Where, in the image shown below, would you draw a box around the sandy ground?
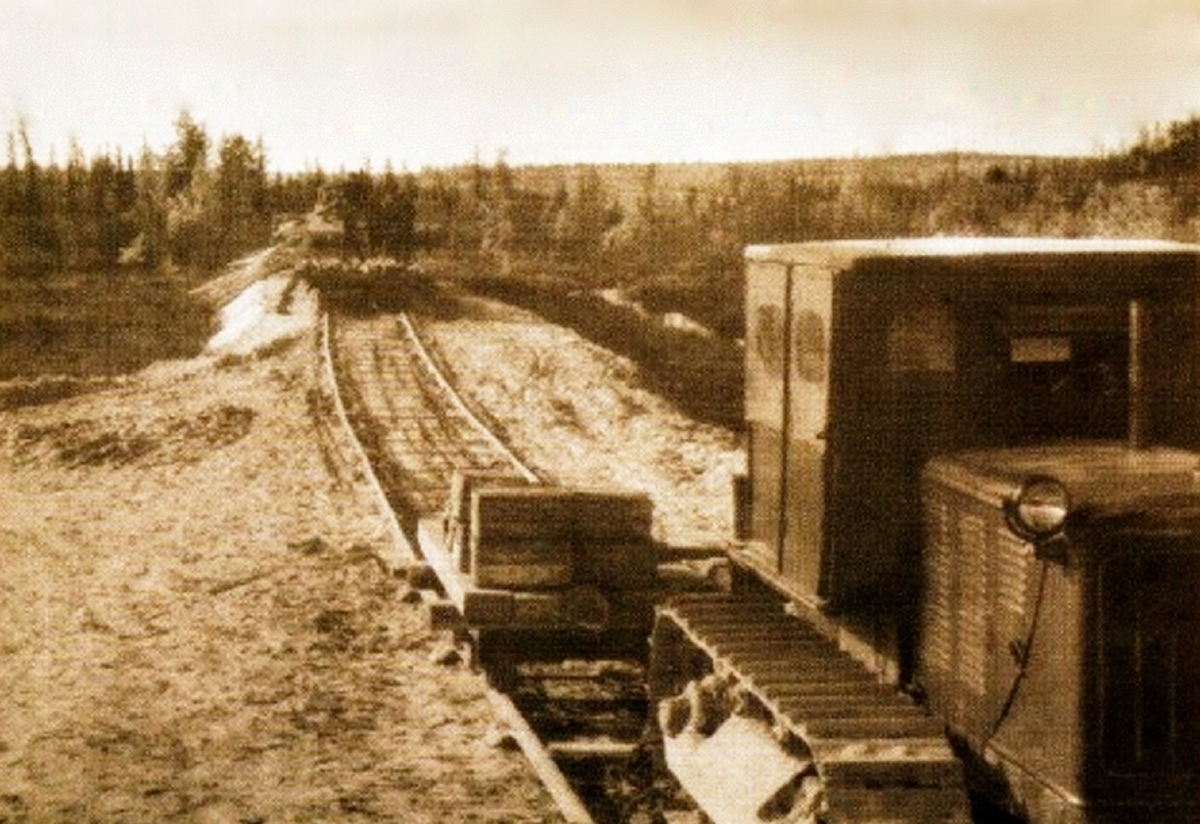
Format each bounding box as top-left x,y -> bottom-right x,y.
423,296 -> 743,550
0,251 -> 744,824
0,271 -> 564,823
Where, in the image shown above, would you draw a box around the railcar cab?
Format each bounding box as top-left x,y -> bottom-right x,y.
734,238 -> 1200,823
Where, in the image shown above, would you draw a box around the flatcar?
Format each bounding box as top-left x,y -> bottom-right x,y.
652,238 -> 1200,824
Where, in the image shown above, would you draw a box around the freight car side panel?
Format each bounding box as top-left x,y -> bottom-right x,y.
783,272 -> 832,593
743,258 -> 832,603
745,259 -> 787,575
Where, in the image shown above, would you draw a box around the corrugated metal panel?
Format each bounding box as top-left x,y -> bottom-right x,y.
920,479 -> 1036,738
995,532 -> 1032,619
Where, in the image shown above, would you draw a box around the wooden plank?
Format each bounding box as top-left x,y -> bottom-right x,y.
511,592 -> 565,626
472,488 -> 580,539
471,488 -> 654,541
472,538 -> 572,589
460,589 -> 516,626
547,739 -> 639,762
419,517 -> 528,628
424,598 -> 465,631
448,469 -> 518,520
474,562 -> 572,590
572,540 -> 657,587
569,491 -> 654,538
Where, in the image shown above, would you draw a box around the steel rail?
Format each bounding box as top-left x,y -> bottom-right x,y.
318,311 -> 414,570
322,306 -> 599,824
396,312 -> 539,484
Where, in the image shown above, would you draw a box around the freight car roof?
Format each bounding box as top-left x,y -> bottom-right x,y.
745,236 -> 1200,265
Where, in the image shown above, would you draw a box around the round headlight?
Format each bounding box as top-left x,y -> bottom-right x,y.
1005,475 -> 1071,542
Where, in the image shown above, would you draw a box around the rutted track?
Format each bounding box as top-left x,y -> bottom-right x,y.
321,305 -> 686,824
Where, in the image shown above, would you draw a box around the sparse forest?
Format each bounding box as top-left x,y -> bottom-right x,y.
404,118 -> 1200,337
0,113 -> 288,277
3,111 -> 1200,339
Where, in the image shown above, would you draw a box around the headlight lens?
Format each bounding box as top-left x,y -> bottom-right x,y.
1005,475 -> 1071,541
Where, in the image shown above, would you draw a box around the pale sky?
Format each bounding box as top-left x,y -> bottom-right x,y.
2,0 -> 1198,171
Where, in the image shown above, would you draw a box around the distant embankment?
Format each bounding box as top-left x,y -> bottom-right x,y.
463,275 -> 744,429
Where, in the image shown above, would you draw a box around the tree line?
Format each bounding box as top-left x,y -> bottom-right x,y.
398,118 -> 1200,335
0,113 -> 319,277
4,110 -> 1199,307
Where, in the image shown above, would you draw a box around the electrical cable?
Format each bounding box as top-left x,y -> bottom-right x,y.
983,555 -> 1050,747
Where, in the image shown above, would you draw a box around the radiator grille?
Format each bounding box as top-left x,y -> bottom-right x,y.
921,482 -> 1032,729
923,497 -> 954,675
995,532 -> 1031,619
957,515 -> 989,695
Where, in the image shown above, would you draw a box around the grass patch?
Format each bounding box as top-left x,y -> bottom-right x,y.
0,269 -> 213,380
0,375 -> 122,410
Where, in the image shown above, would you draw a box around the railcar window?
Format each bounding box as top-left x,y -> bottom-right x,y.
795,309 -> 827,383
981,302 -> 1130,444
882,292 -> 1194,453
754,304 -> 785,371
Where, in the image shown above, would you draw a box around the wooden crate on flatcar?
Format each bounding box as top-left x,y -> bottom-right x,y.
468,486 -> 655,591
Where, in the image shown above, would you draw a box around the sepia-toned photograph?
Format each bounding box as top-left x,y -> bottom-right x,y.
2,2 -> 1198,823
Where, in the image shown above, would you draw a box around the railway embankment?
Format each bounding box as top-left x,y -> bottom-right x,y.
0,251 -> 565,824
454,274 -> 744,429
1,246 -> 741,823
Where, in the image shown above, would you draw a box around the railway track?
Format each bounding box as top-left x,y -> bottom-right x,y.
322,305 -> 689,824
327,311 -> 538,520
